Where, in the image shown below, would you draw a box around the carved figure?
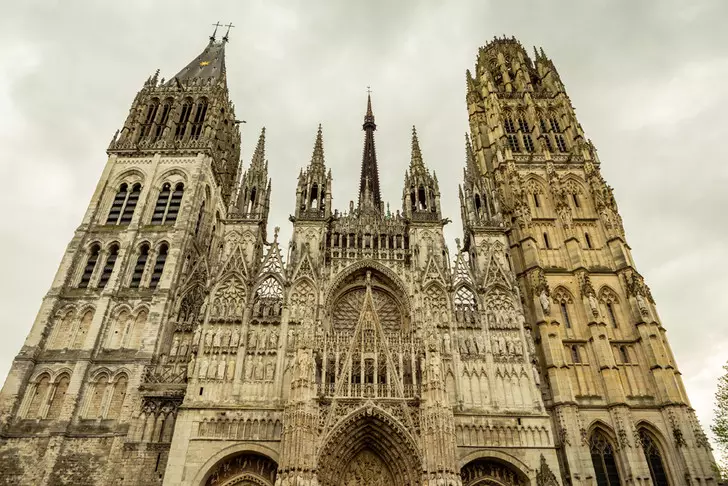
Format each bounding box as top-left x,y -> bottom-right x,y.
539,290 -> 551,315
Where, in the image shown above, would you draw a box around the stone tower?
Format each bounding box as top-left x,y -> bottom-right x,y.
0,31 -> 717,486
465,36 -> 718,485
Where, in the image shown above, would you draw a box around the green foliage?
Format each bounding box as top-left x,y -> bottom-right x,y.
711,362 -> 728,478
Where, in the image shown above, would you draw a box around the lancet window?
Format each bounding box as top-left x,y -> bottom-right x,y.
639,428 -> 670,486
589,430 -> 622,486
138,98 -> 159,141
190,97 -> 208,140
174,97 -> 193,140
97,244 -> 119,289
79,244 -> 101,288
149,243 -> 168,289
152,183 -> 184,224
130,243 -> 149,288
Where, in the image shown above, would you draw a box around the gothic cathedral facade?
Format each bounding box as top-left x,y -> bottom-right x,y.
0,34 -> 718,486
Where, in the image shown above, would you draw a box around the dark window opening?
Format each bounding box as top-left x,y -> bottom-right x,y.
149,244 -> 168,289
130,244 -> 149,288
607,303 -> 618,328
119,183 -> 141,224
151,183 -> 171,224
174,99 -> 193,140
106,184 -> 128,224
561,302 -> 572,329
98,244 -> 119,289
543,232 -> 550,249
585,232 -> 592,249
79,244 -> 101,288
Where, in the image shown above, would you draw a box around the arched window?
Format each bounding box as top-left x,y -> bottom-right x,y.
418,185 -> 427,210
540,118 -> 555,152
166,183 -> 184,222
152,183 -> 171,224
149,244 -> 168,289
106,310 -> 129,349
106,183 -> 128,224
152,182 -> 183,224
79,244 -> 101,288
72,310 -> 93,349
46,374 -> 70,420
504,117 -> 520,152
571,344 -> 581,363
174,98 -> 193,140
248,186 -> 257,214
26,373 -> 51,418
607,302 -> 618,328
619,345 -> 630,364
106,375 -> 128,419
519,116 -> 534,152
310,183 -> 319,210
138,98 -> 159,141
86,374 -> 108,419
153,98 -> 172,142
561,302 -> 572,328
589,430 -> 621,486
190,98 -> 208,140
130,243 -> 149,288
474,194 -> 482,215
97,244 -> 119,289
50,310 -> 75,349
120,183 -> 141,224
639,429 -> 670,486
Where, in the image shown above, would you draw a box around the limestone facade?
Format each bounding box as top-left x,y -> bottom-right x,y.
0,34 -> 717,486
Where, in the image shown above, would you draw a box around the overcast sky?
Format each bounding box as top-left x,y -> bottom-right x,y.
1,0 -> 727,455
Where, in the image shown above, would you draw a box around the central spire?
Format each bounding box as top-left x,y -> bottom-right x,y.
358,93 -> 382,214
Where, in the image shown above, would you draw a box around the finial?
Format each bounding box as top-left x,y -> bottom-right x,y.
210,21 -> 222,42
455,237 -> 461,250
222,22 -> 235,42
274,226 -> 280,241
251,127 -> 266,168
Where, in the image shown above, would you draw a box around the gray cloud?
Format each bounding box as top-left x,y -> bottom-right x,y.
1,0 -> 727,454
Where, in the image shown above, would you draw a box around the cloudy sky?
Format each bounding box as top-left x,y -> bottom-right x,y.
1,0 -> 727,454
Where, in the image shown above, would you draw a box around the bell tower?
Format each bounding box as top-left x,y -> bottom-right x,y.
467,36 -> 718,485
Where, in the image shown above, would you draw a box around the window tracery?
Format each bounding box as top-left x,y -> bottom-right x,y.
332,286 -> 402,332
589,430 -> 621,486
639,428 -> 670,486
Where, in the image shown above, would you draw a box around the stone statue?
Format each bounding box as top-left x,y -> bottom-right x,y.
198,358 -> 209,379
231,329 -> 240,348
443,333 -> 451,354
204,330 -> 213,347
269,328 -> 279,349
213,331 -> 221,348
193,327 -> 201,346
187,353 -> 196,379
248,329 -> 258,348
226,359 -> 235,381
208,358 -> 218,379
539,290 -> 551,315
588,293 -> 599,317
217,358 -> 226,379
170,336 -> 180,357
265,361 -> 275,381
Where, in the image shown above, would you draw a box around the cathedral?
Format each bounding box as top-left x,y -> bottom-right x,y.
0,30 -> 719,486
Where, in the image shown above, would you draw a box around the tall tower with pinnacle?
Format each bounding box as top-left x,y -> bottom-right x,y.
0,30 -> 716,486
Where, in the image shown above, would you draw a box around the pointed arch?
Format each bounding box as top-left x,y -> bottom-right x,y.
587,422 -> 622,486
318,405 -> 422,486
46,372 -> 71,420
636,421 -> 672,486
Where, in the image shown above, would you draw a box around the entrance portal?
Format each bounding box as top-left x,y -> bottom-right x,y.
342,449 -> 395,486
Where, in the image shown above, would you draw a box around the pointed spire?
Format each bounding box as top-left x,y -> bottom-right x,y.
310,124 -> 325,167
358,93 -> 382,213
251,127 -> 266,169
410,126 -> 424,168
166,33 -> 227,87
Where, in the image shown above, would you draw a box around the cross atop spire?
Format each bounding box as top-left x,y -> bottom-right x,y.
210,21 -> 222,42
222,22 -> 235,43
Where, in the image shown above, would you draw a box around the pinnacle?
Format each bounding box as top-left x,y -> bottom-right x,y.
465,133 -> 477,174
410,125 -> 424,168
251,127 -> 266,168
311,124 -> 325,167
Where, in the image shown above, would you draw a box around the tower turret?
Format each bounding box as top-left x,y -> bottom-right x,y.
232,128 -> 271,229
294,125 -> 332,220
109,36 -> 241,205
402,126 -> 441,221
